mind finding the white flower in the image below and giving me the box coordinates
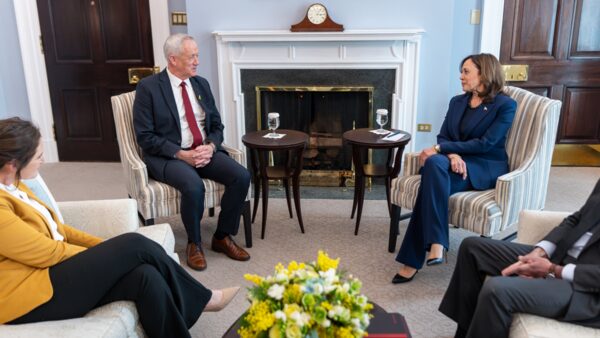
[275,310,286,321]
[312,283,324,295]
[321,319,331,328]
[351,318,361,329]
[275,272,288,283]
[267,284,285,300]
[290,311,311,327]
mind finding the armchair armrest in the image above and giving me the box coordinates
[222,143,245,166]
[516,210,570,245]
[402,152,421,176]
[58,199,139,239]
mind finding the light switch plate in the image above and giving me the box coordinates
[417,124,432,132]
[470,9,481,25]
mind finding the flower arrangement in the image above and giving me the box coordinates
[239,251,373,338]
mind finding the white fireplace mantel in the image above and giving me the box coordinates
[213,29,424,153]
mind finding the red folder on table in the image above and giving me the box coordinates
[367,312,411,338]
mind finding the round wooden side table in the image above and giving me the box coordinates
[342,128,411,236]
[242,130,309,239]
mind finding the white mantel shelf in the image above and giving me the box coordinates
[213,29,424,153]
[213,29,425,42]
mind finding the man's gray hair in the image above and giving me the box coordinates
[163,34,195,59]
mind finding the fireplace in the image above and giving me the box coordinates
[256,85,372,186]
[213,29,424,172]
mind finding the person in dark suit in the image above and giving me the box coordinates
[392,54,517,283]
[133,34,251,271]
[439,178,600,338]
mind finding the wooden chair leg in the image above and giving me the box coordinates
[354,175,366,235]
[242,200,252,248]
[252,178,260,223]
[142,215,154,226]
[208,207,215,217]
[261,177,269,239]
[351,179,359,219]
[389,205,401,253]
[283,178,293,218]
[292,175,305,234]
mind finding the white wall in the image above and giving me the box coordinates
[186,0,482,150]
[0,0,30,120]
[1,0,482,152]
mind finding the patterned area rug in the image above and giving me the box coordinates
[161,198,476,338]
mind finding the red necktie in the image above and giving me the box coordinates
[180,82,203,148]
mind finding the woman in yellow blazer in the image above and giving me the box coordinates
[0,118,238,338]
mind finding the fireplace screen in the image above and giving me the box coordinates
[256,86,373,186]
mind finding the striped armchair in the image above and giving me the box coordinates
[111,91,252,247]
[387,86,562,252]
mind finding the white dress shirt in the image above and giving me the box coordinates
[0,183,64,241]
[166,67,207,149]
[537,236,588,282]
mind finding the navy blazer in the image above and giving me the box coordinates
[133,70,225,181]
[437,92,516,190]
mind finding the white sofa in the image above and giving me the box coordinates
[509,210,600,337]
[0,198,178,337]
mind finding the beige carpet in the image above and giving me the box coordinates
[39,163,600,338]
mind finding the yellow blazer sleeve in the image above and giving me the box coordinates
[0,205,87,268]
[61,223,103,248]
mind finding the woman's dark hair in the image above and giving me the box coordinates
[0,117,42,182]
[460,53,505,102]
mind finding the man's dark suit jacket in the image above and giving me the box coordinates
[133,70,225,181]
[543,178,600,325]
[436,92,516,190]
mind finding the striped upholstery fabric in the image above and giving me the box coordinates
[391,86,562,237]
[111,91,247,223]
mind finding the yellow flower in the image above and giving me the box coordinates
[238,327,255,338]
[335,326,355,338]
[283,284,302,304]
[245,301,275,332]
[274,263,286,273]
[317,250,339,271]
[321,301,333,311]
[244,273,264,285]
[283,303,302,318]
[285,323,302,338]
[287,260,306,272]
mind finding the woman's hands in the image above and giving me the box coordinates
[419,146,437,166]
[448,153,467,180]
[420,147,467,180]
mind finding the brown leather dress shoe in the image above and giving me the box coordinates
[186,243,207,271]
[211,236,250,261]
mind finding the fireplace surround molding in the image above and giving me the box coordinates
[213,29,424,153]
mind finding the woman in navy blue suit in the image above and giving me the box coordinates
[392,54,517,283]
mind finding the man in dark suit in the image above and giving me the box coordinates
[439,178,600,337]
[133,34,251,271]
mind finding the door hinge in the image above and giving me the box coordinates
[39,35,45,54]
[52,124,56,140]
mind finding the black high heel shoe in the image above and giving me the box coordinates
[426,248,447,266]
[392,270,418,284]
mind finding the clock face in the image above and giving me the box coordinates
[307,4,327,25]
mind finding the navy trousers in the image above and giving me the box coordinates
[162,151,251,244]
[395,154,473,269]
